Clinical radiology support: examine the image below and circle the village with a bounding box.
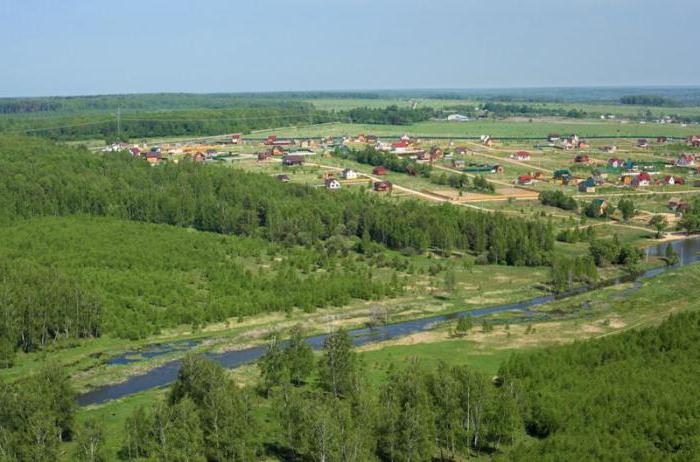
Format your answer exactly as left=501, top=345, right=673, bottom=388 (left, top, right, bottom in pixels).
left=105, top=131, right=700, bottom=233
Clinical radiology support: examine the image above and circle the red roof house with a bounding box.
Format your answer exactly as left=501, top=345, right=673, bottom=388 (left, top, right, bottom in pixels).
left=372, top=166, right=388, bottom=176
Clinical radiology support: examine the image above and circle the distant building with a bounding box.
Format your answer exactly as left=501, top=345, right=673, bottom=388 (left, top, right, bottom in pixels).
left=511, top=151, right=531, bottom=161
left=578, top=178, right=597, bottom=193
left=325, top=178, right=341, bottom=190
left=282, top=155, right=304, bottom=166
left=373, top=180, right=392, bottom=192
left=517, top=175, right=534, bottom=185
left=372, top=166, right=388, bottom=176
left=341, top=168, right=358, bottom=180
left=677, top=154, right=695, bottom=167
left=447, top=114, right=469, bottom=122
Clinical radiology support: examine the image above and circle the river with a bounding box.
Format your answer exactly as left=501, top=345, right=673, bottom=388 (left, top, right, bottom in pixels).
left=76, top=236, right=700, bottom=406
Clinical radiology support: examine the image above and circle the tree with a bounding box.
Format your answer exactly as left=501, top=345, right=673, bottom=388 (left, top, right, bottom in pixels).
left=286, top=325, right=315, bottom=386
left=649, top=215, right=668, bottom=238
left=455, top=316, right=472, bottom=336
left=617, top=198, right=636, bottom=222
left=679, top=212, right=700, bottom=235
left=258, top=333, right=290, bottom=396
left=152, top=398, right=205, bottom=462
left=378, top=367, right=436, bottom=462
left=318, top=329, right=360, bottom=399
left=75, top=418, right=106, bottom=462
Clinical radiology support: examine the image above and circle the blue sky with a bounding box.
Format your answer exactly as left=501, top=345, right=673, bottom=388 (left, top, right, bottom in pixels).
left=1, top=0, right=699, bottom=96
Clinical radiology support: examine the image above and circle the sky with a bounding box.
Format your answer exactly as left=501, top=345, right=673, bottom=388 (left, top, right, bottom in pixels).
left=1, top=0, right=699, bottom=97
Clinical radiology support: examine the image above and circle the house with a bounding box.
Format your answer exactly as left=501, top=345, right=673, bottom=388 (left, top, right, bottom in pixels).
left=578, top=178, right=597, bottom=193
left=264, top=135, right=277, bottom=145
left=271, top=146, right=286, bottom=156
left=355, top=134, right=367, bottom=143
left=400, top=134, right=411, bottom=142
left=129, top=147, right=141, bottom=156
left=574, top=155, right=590, bottom=163
left=391, top=140, right=411, bottom=153
left=512, top=151, right=531, bottom=161
left=145, top=151, right=161, bottom=165
left=662, top=176, right=684, bottom=186
left=517, top=175, right=534, bottom=185
left=480, top=135, right=494, bottom=146
left=577, top=140, right=590, bottom=149
left=553, top=169, right=572, bottom=184
left=603, top=145, right=618, bottom=153
left=591, top=199, right=609, bottom=216
left=492, top=165, right=504, bottom=174
left=452, top=159, right=466, bottom=168
left=454, top=147, right=468, bottom=156
left=657, top=136, right=668, bottom=144
left=372, top=166, right=388, bottom=176
left=429, top=146, right=444, bottom=160
left=341, top=168, right=358, bottom=180
left=547, top=133, right=561, bottom=143
left=231, top=134, right=242, bottom=144
left=637, top=139, right=649, bottom=148
left=608, top=158, right=624, bottom=168
left=325, top=178, right=341, bottom=190
left=688, top=135, right=700, bottom=147
left=192, top=152, right=205, bottom=162
left=276, top=174, right=290, bottom=182
left=561, top=139, right=575, bottom=150
left=257, top=151, right=272, bottom=161
left=282, top=155, right=304, bottom=166
left=532, top=171, right=546, bottom=181
left=677, top=154, right=695, bottom=167
left=668, top=197, right=690, bottom=213
left=373, top=181, right=393, bottom=192
left=632, top=172, right=652, bottom=187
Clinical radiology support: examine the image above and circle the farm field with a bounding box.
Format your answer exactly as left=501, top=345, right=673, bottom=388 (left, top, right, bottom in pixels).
left=266, top=119, right=700, bottom=138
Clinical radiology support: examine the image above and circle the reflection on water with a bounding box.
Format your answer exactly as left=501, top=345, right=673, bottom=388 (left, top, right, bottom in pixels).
left=77, top=237, right=700, bottom=407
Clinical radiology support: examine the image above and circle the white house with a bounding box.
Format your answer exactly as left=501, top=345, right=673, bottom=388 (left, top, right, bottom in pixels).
left=325, top=178, right=341, bottom=190
left=342, top=168, right=358, bottom=180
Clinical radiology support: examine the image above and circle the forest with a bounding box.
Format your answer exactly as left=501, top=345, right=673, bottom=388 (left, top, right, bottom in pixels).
left=8, top=310, right=695, bottom=461
left=0, top=136, right=554, bottom=365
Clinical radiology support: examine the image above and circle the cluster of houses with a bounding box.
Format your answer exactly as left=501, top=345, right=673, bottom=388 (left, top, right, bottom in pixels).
left=548, top=134, right=589, bottom=150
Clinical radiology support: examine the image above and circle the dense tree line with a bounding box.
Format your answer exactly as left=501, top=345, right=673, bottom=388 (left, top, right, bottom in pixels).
left=332, top=146, right=432, bottom=177
left=0, top=137, right=555, bottom=264
left=480, top=102, right=587, bottom=119
left=549, top=256, right=598, bottom=292
left=539, top=190, right=578, bottom=211
left=589, top=237, right=643, bottom=267
left=0, top=260, right=101, bottom=367
left=430, top=172, right=495, bottom=193
left=620, top=95, right=675, bottom=106
left=340, top=105, right=438, bottom=125
left=501, top=310, right=700, bottom=460
left=0, top=105, right=329, bottom=142
left=122, top=330, right=517, bottom=461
